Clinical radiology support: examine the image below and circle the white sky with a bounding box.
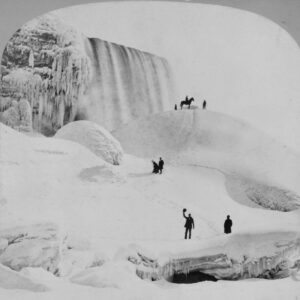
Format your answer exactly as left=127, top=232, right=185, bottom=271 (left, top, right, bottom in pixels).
left=55, top=2, right=300, bottom=151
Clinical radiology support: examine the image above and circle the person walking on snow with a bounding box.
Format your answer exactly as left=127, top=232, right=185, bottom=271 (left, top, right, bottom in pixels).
left=158, top=157, right=164, bottom=174
left=202, top=100, right=207, bottom=109
left=224, top=215, right=232, bottom=234
left=183, top=208, right=195, bottom=239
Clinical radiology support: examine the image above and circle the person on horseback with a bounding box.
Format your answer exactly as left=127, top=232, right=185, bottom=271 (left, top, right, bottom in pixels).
left=183, top=208, right=195, bottom=239
left=180, top=97, right=194, bottom=109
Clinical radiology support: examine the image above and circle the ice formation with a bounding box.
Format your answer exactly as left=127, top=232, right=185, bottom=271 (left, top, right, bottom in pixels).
left=1, top=97, right=32, bottom=132
left=1, top=14, right=90, bottom=135
left=55, top=120, right=124, bottom=165
left=0, top=223, right=65, bottom=274
left=134, top=233, right=300, bottom=281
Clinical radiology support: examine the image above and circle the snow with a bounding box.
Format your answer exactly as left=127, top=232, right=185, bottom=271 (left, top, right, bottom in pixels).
left=0, top=103, right=300, bottom=299
left=1, top=2, right=300, bottom=298
left=0, top=264, right=47, bottom=292
left=55, top=120, right=124, bottom=165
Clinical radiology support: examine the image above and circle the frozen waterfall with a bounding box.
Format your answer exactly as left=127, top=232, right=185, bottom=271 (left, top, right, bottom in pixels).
left=80, top=38, right=175, bottom=131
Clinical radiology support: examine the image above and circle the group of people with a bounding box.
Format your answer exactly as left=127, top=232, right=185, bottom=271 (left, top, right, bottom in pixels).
left=182, top=209, right=233, bottom=239
left=152, top=157, right=164, bottom=174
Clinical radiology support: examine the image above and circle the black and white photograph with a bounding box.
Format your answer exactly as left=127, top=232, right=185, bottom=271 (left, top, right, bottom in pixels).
left=0, top=0, right=299, bottom=299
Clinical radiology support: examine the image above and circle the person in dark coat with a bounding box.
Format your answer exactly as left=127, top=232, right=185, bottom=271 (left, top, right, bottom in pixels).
left=158, top=157, right=164, bottom=174
left=152, top=160, right=159, bottom=174
left=224, top=215, right=232, bottom=234
left=183, top=209, right=195, bottom=239
left=174, top=104, right=178, bottom=110
left=202, top=100, right=207, bottom=109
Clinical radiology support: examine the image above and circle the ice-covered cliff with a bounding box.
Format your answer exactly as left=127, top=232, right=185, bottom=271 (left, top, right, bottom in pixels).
left=0, top=14, right=174, bottom=135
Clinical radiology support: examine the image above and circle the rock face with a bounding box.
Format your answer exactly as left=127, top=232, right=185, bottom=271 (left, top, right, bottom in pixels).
left=1, top=13, right=174, bottom=135
left=55, top=120, right=124, bottom=165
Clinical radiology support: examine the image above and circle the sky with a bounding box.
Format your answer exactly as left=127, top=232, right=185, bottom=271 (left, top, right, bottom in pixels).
left=53, top=2, right=300, bottom=151
left=1, top=0, right=300, bottom=55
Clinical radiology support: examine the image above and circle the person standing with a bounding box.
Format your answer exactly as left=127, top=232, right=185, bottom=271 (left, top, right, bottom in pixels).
left=183, top=209, right=195, bottom=239
left=202, top=100, right=207, bottom=109
left=224, top=215, right=233, bottom=234
left=158, top=157, right=164, bottom=174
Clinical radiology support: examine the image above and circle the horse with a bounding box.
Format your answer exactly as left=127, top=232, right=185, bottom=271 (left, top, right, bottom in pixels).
left=180, top=97, right=194, bottom=109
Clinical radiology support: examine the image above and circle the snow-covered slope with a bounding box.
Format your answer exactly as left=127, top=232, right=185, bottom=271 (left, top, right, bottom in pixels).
left=114, top=109, right=300, bottom=211
left=0, top=107, right=299, bottom=299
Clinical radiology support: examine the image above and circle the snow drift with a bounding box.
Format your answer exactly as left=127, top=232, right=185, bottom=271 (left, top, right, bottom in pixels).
left=55, top=120, right=124, bottom=165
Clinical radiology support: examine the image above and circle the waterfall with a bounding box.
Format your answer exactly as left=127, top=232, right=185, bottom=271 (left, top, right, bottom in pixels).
left=81, top=38, right=175, bottom=131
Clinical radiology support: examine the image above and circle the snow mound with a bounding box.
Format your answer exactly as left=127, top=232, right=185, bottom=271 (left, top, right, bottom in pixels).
left=0, top=264, right=48, bottom=292
left=55, top=120, right=124, bottom=165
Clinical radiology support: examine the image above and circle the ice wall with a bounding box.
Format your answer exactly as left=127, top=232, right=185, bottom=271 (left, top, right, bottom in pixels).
left=81, top=38, right=174, bottom=131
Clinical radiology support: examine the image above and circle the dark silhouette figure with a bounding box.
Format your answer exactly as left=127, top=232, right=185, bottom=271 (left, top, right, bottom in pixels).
left=174, top=104, right=177, bottom=110
left=152, top=160, right=159, bottom=174
left=180, top=97, right=194, bottom=109
left=224, top=215, right=232, bottom=234
left=202, top=100, right=207, bottom=109
left=183, top=209, right=195, bottom=239
left=158, top=157, right=164, bottom=174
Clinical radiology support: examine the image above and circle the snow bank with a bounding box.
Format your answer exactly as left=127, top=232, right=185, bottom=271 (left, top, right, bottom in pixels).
left=55, top=120, right=124, bottom=165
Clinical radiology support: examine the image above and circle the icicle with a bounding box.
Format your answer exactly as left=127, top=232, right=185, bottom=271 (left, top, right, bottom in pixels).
left=28, top=49, right=34, bottom=68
